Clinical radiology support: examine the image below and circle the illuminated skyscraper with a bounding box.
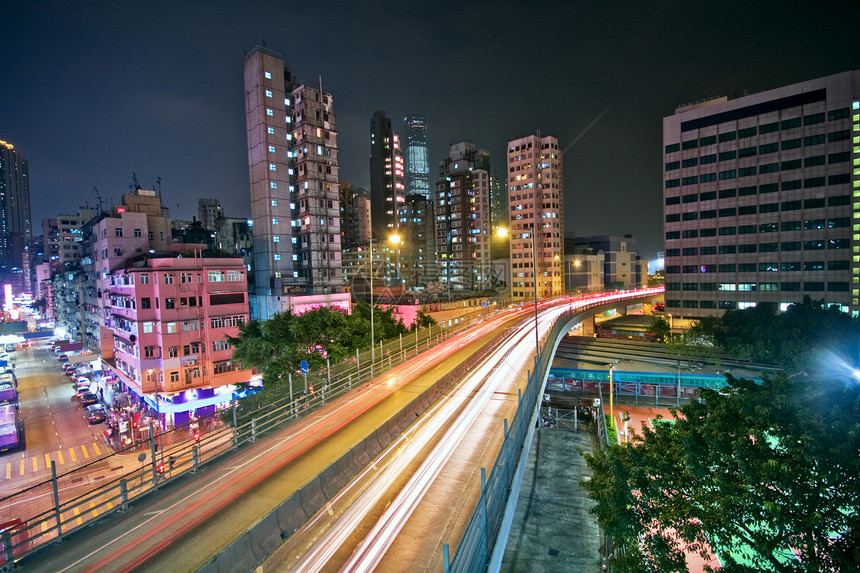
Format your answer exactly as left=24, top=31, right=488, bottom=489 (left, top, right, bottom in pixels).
left=0, top=140, right=32, bottom=295
left=404, top=114, right=430, bottom=199
left=369, top=110, right=404, bottom=238
left=507, top=133, right=564, bottom=300
left=243, top=45, right=343, bottom=319
left=436, top=142, right=492, bottom=294
left=663, top=70, right=860, bottom=317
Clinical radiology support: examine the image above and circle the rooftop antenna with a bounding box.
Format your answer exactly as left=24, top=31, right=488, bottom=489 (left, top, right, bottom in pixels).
left=93, top=187, right=107, bottom=214
left=131, top=172, right=141, bottom=191
left=156, top=176, right=162, bottom=199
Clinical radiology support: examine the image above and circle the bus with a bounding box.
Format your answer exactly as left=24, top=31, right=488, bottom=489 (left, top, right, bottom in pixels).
left=0, top=519, right=30, bottom=566
left=0, top=377, right=16, bottom=404
left=0, top=404, right=21, bottom=452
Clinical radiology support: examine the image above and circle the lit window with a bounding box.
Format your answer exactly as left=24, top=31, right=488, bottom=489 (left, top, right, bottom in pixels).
left=265, top=89, right=272, bottom=98
left=285, top=98, right=290, bottom=105
left=266, top=108, right=273, bottom=116
left=269, top=163, right=276, bottom=171
left=271, top=200, right=278, bottom=206
left=267, top=127, right=274, bottom=135
left=272, top=218, right=279, bottom=225
left=268, top=145, right=275, bottom=153
left=273, top=236, right=280, bottom=243
left=270, top=182, right=277, bottom=189
left=274, top=254, right=281, bottom=260
left=264, top=71, right=271, bottom=79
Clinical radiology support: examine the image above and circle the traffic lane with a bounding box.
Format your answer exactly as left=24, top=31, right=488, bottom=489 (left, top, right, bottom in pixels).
left=23, top=316, right=519, bottom=573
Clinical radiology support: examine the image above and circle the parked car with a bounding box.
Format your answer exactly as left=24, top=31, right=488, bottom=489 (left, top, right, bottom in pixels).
left=65, top=366, right=77, bottom=377
left=74, top=383, right=91, bottom=398
left=58, top=354, right=69, bottom=362
left=86, top=404, right=106, bottom=424
left=75, top=376, right=89, bottom=385
left=80, top=392, right=99, bottom=407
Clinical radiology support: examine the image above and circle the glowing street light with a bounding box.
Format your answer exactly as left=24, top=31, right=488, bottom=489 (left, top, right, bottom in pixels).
left=369, top=234, right=402, bottom=375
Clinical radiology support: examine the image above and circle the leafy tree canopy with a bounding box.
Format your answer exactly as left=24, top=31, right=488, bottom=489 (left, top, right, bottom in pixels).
left=583, top=373, right=860, bottom=572
left=228, top=304, right=409, bottom=387
left=684, top=297, right=859, bottom=372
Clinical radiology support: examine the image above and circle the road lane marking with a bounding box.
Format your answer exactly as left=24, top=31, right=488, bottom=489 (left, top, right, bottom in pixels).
left=41, top=521, right=48, bottom=533
left=89, top=501, right=98, bottom=517
left=58, top=450, right=65, bottom=465
left=44, top=453, right=51, bottom=468
left=32, top=457, right=38, bottom=472
left=5, top=463, right=9, bottom=479
left=92, top=442, right=101, bottom=456
left=73, top=506, right=82, bottom=525
left=70, top=448, right=78, bottom=462
left=18, top=459, right=24, bottom=475
left=81, top=445, right=90, bottom=459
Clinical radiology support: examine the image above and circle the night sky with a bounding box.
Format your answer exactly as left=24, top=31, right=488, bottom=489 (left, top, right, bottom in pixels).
left=3, top=1, right=859, bottom=260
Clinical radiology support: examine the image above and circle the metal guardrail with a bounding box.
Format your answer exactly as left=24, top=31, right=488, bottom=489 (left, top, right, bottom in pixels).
left=0, top=313, right=490, bottom=570
left=444, top=289, right=661, bottom=572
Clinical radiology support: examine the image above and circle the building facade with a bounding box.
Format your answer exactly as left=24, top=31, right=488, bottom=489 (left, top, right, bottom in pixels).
left=244, top=46, right=345, bottom=319
left=663, top=70, right=860, bottom=317
left=107, top=254, right=253, bottom=427
left=0, top=140, right=32, bottom=296
left=507, top=133, right=564, bottom=300
left=404, top=114, right=430, bottom=199
left=436, top=142, right=492, bottom=294
left=369, top=110, right=405, bottom=239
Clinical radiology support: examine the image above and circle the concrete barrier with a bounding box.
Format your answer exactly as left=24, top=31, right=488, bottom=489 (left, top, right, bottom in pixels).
left=198, top=327, right=511, bottom=573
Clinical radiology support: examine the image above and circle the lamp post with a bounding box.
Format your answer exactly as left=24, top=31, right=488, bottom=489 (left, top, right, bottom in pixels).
left=368, top=234, right=401, bottom=375
left=531, top=225, right=539, bottom=356
left=608, top=359, right=620, bottom=429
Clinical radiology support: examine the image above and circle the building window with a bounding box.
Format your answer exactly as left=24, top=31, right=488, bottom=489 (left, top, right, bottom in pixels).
left=208, top=271, right=225, bottom=282
left=165, top=298, right=175, bottom=309
left=140, top=273, right=149, bottom=284
left=134, top=228, right=142, bottom=237
left=141, top=297, right=151, bottom=309
left=144, top=346, right=155, bottom=358
left=115, top=228, right=123, bottom=237
left=269, top=163, right=277, bottom=171
left=168, top=346, right=179, bottom=358
left=163, top=273, right=174, bottom=284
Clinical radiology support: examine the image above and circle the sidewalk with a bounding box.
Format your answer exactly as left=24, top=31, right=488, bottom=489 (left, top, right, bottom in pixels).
left=500, top=427, right=603, bottom=573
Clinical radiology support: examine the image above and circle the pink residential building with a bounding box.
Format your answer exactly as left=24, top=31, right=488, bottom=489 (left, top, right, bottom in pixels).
left=106, top=250, right=253, bottom=427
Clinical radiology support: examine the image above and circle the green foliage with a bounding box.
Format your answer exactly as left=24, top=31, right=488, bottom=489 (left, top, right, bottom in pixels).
left=412, top=310, right=436, bottom=331
left=228, top=303, right=409, bottom=387
left=583, top=373, right=860, bottom=572
left=686, top=297, right=860, bottom=372
left=648, top=316, right=671, bottom=343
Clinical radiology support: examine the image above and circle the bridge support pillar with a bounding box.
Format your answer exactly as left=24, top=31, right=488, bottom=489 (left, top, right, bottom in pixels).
left=581, top=315, right=596, bottom=336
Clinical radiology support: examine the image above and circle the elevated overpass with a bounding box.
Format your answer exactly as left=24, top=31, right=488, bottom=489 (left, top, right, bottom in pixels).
left=15, top=288, right=663, bottom=573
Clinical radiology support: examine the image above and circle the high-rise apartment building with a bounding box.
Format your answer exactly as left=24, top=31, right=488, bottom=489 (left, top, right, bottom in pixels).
left=106, top=252, right=253, bottom=427
left=507, top=134, right=564, bottom=300
left=663, top=70, right=860, bottom=317
left=436, top=142, right=492, bottom=294
left=404, top=115, right=430, bottom=199
left=243, top=45, right=343, bottom=319
left=369, top=110, right=405, bottom=238
left=291, top=83, right=342, bottom=292
left=400, top=193, right=436, bottom=290
left=0, top=140, right=32, bottom=295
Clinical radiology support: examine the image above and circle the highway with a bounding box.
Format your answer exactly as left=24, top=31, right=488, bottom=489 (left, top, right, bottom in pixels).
left=22, top=306, right=534, bottom=572
left=275, top=304, right=570, bottom=572
left=20, top=289, right=659, bottom=572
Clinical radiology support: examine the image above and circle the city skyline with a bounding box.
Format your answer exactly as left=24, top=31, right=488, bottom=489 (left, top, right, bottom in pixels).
left=3, top=1, right=859, bottom=259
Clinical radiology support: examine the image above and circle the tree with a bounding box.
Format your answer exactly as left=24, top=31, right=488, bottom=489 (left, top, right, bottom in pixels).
left=412, top=310, right=436, bottom=331
left=648, top=316, right=671, bottom=343
left=583, top=373, right=860, bottom=572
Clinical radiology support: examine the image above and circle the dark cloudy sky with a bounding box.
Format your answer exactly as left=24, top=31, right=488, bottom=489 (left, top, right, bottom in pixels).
left=2, top=1, right=859, bottom=260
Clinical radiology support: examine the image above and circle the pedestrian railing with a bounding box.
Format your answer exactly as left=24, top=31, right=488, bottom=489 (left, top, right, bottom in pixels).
left=0, top=313, right=490, bottom=569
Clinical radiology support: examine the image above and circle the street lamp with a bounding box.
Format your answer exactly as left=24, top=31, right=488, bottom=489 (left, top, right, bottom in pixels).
left=497, top=225, right=538, bottom=356
left=608, top=359, right=620, bottom=430
left=368, top=234, right=402, bottom=375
